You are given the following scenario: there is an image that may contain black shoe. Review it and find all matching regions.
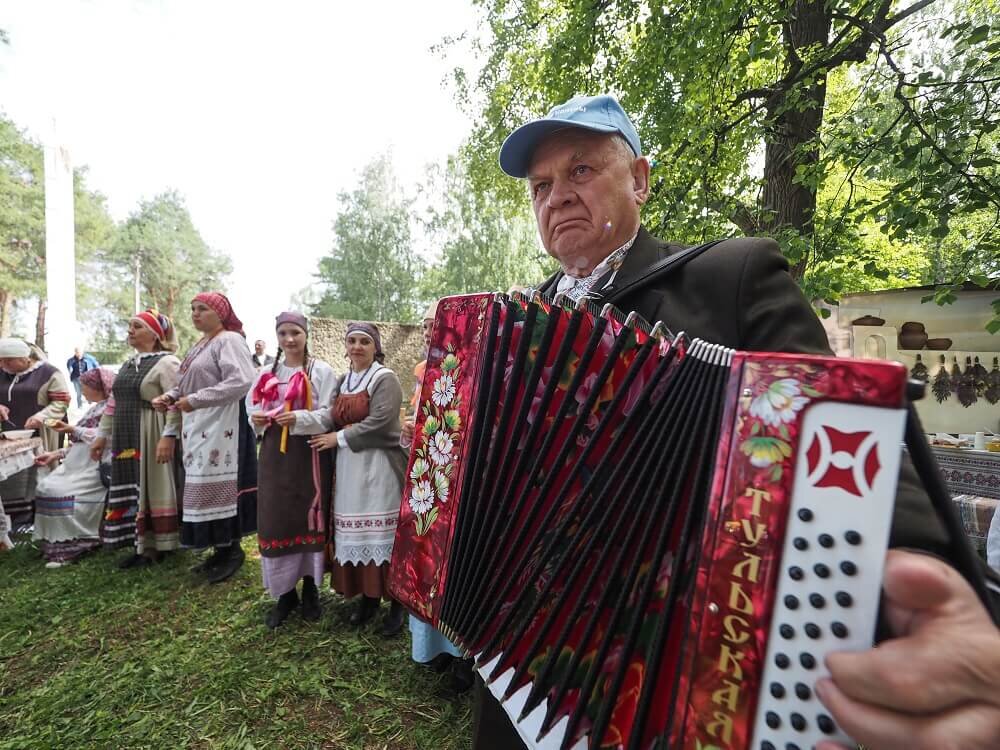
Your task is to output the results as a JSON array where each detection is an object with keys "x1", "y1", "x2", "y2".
[
  {"x1": 349, "y1": 595, "x2": 380, "y2": 627},
  {"x1": 447, "y1": 657, "x2": 475, "y2": 694},
  {"x1": 425, "y1": 653, "x2": 455, "y2": 674},
  {"x1": 117, "y1": 552, "x2": 148, "y2": 570},
  {"x1": 206, "y1": 546, "x2": 245, "y2": 584},
  {"x1": 380, "y1": 600, "x2": 405, "y2": 638},
  {"x1": 265, "y1": 589, "x2": 300, "y2": 629},
  {"x1": 301, "y1": 577, "x2": 321, "y2": 622}
]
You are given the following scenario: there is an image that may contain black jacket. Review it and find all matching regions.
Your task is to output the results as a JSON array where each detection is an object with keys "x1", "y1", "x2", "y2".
[{"x1": 539, "y1": 226, "x2": 993, "y2": 582}]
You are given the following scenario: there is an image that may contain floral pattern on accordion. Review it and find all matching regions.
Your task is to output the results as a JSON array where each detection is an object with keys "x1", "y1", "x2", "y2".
[
  {"x1": 388, "y1": 293, "x2": 493, "y2": 622},
  {"x1": 408, "y1": 348, "x2": 462, "y2": 535},
  {"x1": 740, "y1": 375, "x2": 821, "y2": 481}
]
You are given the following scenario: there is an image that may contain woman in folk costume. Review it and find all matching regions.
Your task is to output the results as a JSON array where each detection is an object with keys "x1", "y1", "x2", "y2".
[
  {"x1": 0, "y1": 337, "x2": 72, "y2": 524},
  {"x1": 33, "y1": 367, "x2": 116, "y2": 567},
  {"x1": 248, "y1": 312, "x2": 337, "y2": 628},
  {"x1": 153, "y1": 292, "x2": 257, "y2": 584},
  {"x1": 90, "y1": 310, "x2": 182, "y2": 566},
  {"x1": 310, "y1": 322, "x2": 407, "y2": 636},
  {"x1": 400, "y1": 302, "x2": 474, "y2": 691}
]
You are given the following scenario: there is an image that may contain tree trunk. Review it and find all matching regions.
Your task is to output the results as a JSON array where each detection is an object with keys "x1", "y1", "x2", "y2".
[
  {"x1": 0, "y1": 291, "x2": 11, "y2": 337},
  {"x1": 35, "y1": 298, "x2": 47, "y2": 351},
  {"x1": 760, "y1": 0, "x2": 831, "y2": 280}
]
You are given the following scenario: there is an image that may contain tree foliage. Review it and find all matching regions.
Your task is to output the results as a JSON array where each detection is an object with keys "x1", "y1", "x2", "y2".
[
  {"x1": 452, "y1": 0, "x2": 1000, "y2": 329},
  {"x1": 312, "y1": 155, "x2": 423, "y2": 323},
  {"x1": 419, "y1": 153, "x2": 553, "y2": 299},
  {"x1": 94, "y1": 190, "x2": 232, "y2": 351}
]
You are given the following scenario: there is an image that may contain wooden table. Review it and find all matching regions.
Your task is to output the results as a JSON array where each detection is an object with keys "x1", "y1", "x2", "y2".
[
  {"x1": 0, "y1": 437, "x2": 41, "y2": 550},
  {"x1": 931, "y1": 446, "x2": 1000, "y2": 553}
]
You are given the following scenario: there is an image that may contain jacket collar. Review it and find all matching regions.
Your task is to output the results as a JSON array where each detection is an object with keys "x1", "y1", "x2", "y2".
[{"x1": 537, "y1": 225, "x2": 664, "y2": 301}]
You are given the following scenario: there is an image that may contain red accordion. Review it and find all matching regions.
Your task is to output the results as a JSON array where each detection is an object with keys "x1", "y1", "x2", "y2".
[{"x1": 389, "y1": 292, "x2": 913, "y2": 750}]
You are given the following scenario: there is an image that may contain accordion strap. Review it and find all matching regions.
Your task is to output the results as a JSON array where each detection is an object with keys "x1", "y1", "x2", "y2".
[{"x1": 600, "y1": 238, "x2": 725, "y2": 307}]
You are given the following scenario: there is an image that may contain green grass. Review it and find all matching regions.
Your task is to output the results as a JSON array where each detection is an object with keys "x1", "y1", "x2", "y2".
[{"x1": 0, "y1": 538, "x2": 472, "y2": 749}]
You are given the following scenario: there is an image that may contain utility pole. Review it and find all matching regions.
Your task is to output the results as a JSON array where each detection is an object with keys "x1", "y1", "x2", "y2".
[{"x1": 134, "y1": 249, "x2": 142, "y2": 313}]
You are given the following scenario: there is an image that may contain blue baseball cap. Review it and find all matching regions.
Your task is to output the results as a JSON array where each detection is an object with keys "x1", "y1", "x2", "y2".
[{"x1": 498, "y1": 94, "x2": 642, "y2": 178}]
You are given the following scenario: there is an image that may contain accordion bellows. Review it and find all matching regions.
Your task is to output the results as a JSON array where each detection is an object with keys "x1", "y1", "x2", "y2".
[{"x1": 389, "y1": 292, "x2": 909, "y2": 750}]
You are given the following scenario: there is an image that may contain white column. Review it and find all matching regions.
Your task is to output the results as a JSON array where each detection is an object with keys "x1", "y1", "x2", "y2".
[{"x1": 43, "y1": 130, "x2": 79, "y2": 370}]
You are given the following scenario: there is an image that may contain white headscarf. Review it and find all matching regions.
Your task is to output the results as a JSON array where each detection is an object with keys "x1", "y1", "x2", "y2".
[{"x1": 0, "y1": 338, "x2": 31, "y2": 358}]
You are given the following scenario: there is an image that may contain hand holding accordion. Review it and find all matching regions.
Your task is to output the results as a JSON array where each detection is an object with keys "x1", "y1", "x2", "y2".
[{"x1": 389, "y1": 291, "x2": 930, "y2": 750}]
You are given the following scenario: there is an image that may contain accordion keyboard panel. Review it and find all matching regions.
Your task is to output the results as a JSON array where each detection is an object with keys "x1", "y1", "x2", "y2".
[{"x1": 750, "y1": 401, "x2": 906, "y2": 750}]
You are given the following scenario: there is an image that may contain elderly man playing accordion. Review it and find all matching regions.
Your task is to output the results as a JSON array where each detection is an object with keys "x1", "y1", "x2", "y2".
[{"x1": 469, "y1": 94, "x2": 1000, "y2": 750}]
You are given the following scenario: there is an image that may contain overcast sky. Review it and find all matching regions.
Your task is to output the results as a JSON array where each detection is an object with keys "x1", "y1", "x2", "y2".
[{"x1": 1, "y1": 0, "x2": 480, "y2": 347}]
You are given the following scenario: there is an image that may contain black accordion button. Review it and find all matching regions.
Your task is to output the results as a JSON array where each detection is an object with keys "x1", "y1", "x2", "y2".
[
  {"x1": 770, "y1": 682, "x2": 786, "y2": 699},
  {"x1": 765, "y1": 711, "x2": 780, "y2": 729},
  {"x1": 800, "y1": 652, "x2": 816, "y2": 669},
  {"x1": 804, "y1": 623, "x2": 821, "y2": 639},
  {"x1": 793, "y1": 537, "x2": 808, "y2": 551},
  {"x1": 818, "y1": 533, "x2": 834, "y2": 548},
  {"x1": 789, "y1": 566, "x2": 804, "y2": 581},
  {"x1": 785, "y1": 743, "x2": 801, "y2": 750},
  {"x1": 795, "y1": 682, "x2": 811, "y2": 700},
  {"x1": 790, "y1": 713, "x2": 806, "y2": 731},
  {"x1": 797, "y1": 508, "x2": 813, "y2": 522},
  {"x1": 845, "y1": 530, "x2": 862, "y2": 545},
  {"x1": 809, "y1": 593, "x2": 826, "y2": 609},
  {"x1": 761, "y1": 743, "x2": 776, "y2": 750},
  {"x1": 832, "y1": 621, "x2": 849, "y2": 638},
  {"x1": 775, "y1": 653, "x2": 790, "y2": 669},
  {"x1": 784, "y1": 594, "x2": 799, "y2": 610},
  {"x1": 817, "y1": 714, "x2": 836, "y2": 734},
  {"x1": 835, "y1": 591, "x2": 854, "y2": 608},
  {"x1": 813, "y1": 563, "x2": 830, "y2": 579},
  {"x1": 840, "y1": 560, "x2": 858, "y2": 576},
  {"x1": 779, "y1": 624, "x2": 795, "y2": 639}
]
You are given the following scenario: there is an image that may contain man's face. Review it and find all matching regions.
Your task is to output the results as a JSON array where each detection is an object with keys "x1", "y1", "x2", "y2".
[
  {"x1": 254, "y1": 340, "x2": 265, "y2": 355},
  {"x1": 526, "y1": 130, "x2": 649, "y2": 276}
]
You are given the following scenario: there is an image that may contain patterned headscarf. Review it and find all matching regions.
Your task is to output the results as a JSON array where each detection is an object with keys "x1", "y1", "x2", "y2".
[
  {"x1": 423, "y1": 299, "x2": 439, "y2": 322},
  {"x1": 345, "y1": 322, "x2": 384, "y2": 364},
  {"x1": 275, "y1": 311, "x2": 308, "y2": 333},
  {"x1": 79, "y1": 366, "x2": 117, "y2": 400},
  {"x1": 193, "y1": 291, "x2": 244, "y2": 335},
  {"x1": 131, "y1": 309, "x2": 179, "y2": 353}
]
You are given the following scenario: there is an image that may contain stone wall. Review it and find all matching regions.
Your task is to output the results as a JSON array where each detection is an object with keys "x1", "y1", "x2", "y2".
[{"x1": 308, "y1": 318, "x2": 424, "y2": 400}]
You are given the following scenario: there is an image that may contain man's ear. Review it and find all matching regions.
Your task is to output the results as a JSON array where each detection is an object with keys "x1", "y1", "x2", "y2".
[{"x1": 632, "y1": 156, "x2": 651, "y2": 205}]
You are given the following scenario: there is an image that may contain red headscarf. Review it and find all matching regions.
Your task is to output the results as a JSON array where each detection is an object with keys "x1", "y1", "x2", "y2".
[{"x1": 193, "y1": 292, "x2": 244, "y2": 335}]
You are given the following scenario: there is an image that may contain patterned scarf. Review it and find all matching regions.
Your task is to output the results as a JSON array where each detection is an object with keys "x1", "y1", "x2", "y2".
[{"x1": 555, "y1": 233, "x2": 637, "y2": 303}]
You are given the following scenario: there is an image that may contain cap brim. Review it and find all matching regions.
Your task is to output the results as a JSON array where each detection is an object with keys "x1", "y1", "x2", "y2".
[{"x1": 498, "y1": 118, "x2": 618, "y2": 178}]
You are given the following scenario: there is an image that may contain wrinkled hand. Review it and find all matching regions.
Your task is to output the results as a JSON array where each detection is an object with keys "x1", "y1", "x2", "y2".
[
  {"x1": 90, "y1": 437, "x2": 107, "y2": 462},
  {"x1": 308, "y1": 432, "x2": 338, "y2": 452},
  {"x1": 150, "y1": 395, "x2": 171, "y2": 413},
  {"x1": 155, "y1": 436, "x2": 175, "y2": 464},
  {"x1": 0, "y1": 404, "x2": 10, "y2": 422},
  {"x1": 273, "y1": 411, "x2": 296, "y2": 427},
  {"x1": 816, "y1": 550, "x2": 1000, "y2": 750},
  {"x1": 24, "y1": 416, "x2": 43, "y2": 430},
  {"x1": 175, "y1": 396, "x2": 194, "y2": 413},
  {"x1": 49, "y1": 420, "x2": 74, "y2": 434},
  {"x1": 34, "y1": 451, "x2": 61, "y2": 467},
  {"x1": 251, "y1": 413, "x2": 271, "y2": 427}
]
